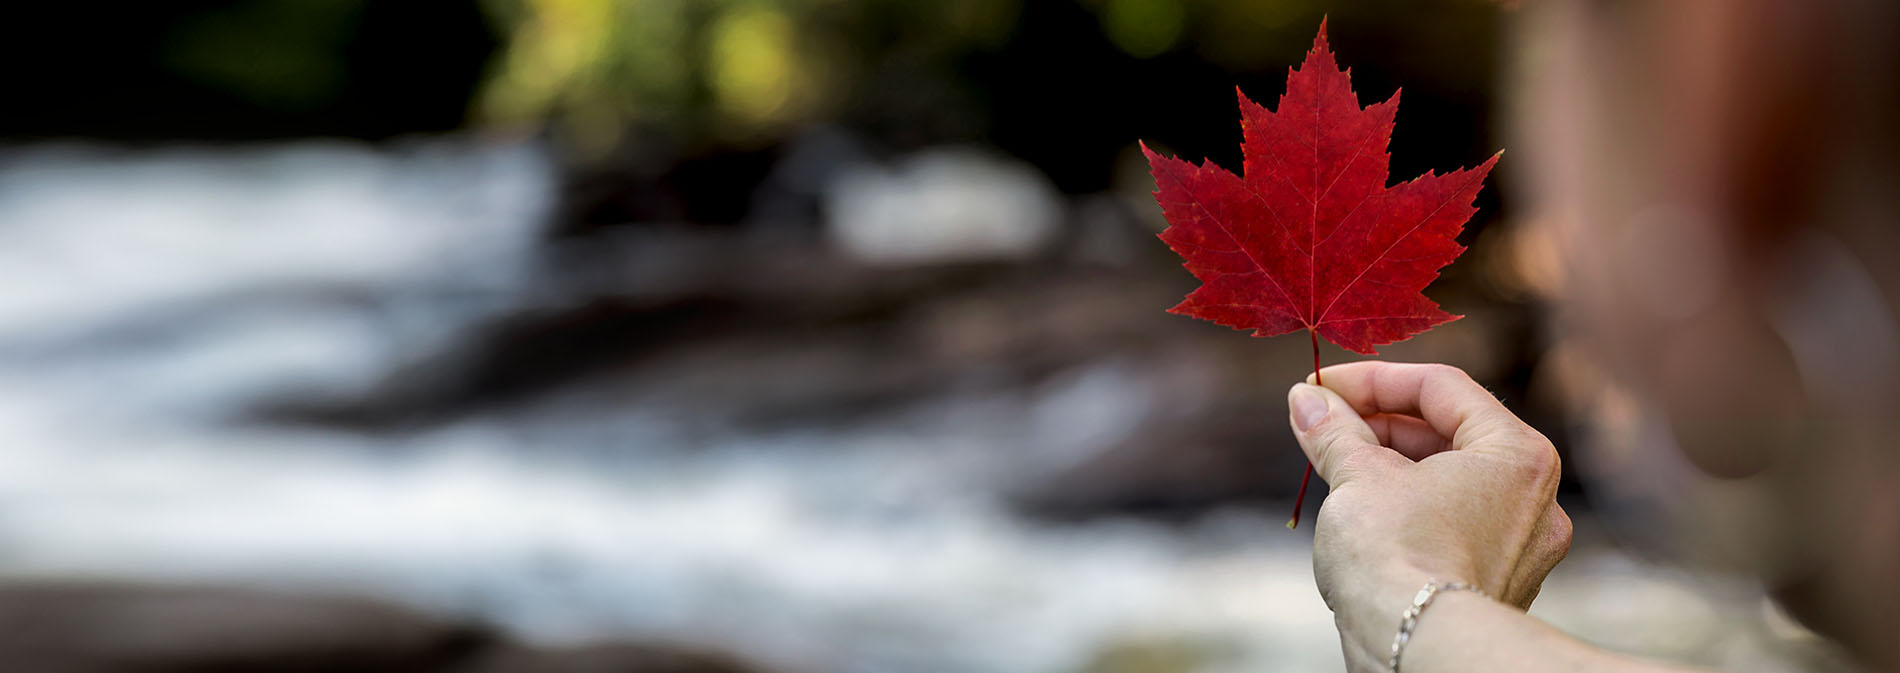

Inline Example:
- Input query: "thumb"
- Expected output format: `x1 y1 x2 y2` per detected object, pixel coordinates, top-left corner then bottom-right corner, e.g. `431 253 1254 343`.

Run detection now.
1288 383 1388 486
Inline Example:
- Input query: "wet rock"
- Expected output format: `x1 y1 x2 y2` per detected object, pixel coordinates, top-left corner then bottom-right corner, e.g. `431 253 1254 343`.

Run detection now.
458 643 755 673
0 582 488 673
0 582 755 673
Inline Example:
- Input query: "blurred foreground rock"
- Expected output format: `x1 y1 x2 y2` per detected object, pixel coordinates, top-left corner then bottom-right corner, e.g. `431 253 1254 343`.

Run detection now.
0 582 754 673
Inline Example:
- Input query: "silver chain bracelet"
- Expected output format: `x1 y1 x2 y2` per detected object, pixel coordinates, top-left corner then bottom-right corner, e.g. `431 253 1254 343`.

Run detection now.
1388 579 1489 673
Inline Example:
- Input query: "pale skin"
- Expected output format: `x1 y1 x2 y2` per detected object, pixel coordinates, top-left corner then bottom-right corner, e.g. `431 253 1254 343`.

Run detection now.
1289 361 1706 673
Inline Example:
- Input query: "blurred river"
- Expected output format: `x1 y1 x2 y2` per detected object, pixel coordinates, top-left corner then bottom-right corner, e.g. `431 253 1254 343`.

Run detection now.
0 138 1850 673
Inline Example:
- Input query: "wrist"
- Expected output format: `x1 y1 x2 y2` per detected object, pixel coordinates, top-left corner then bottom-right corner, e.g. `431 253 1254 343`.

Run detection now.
1332 563 1435 666
1390 581 1493 672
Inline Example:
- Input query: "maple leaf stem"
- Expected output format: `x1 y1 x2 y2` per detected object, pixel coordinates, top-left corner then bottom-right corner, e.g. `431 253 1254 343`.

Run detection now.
1288 465 1314 530
1287 330 1321 530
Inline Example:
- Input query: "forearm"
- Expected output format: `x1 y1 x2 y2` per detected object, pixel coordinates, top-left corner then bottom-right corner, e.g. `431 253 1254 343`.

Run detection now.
1334 573 1706 673
1403 594 1697 673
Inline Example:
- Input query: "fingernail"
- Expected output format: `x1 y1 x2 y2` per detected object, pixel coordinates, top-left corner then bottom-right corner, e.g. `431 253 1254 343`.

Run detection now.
1291 385 1327 432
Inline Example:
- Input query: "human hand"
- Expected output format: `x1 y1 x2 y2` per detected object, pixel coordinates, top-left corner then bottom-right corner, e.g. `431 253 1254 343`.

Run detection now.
1287 362 1572 669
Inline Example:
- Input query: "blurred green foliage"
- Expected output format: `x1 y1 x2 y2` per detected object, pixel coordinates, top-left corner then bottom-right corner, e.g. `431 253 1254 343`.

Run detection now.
474 0 1363 155
476 0 1024 153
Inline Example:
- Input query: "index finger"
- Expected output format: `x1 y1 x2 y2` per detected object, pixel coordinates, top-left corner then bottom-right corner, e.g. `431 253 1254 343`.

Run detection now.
1308 361 1533 453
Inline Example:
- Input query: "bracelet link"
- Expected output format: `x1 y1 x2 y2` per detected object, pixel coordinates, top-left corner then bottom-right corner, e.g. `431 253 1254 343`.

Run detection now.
1387 580 1489 673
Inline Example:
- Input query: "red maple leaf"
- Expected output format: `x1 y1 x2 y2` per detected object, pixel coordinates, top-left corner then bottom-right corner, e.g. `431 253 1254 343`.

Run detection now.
1142 20 1498 527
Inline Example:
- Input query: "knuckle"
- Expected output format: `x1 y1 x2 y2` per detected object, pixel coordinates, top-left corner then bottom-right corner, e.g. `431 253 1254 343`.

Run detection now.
1544 507 1575 563
1513 435 1562 486
1311 421 1360 453
1421 362 1472 384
